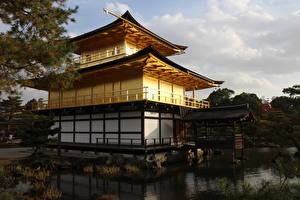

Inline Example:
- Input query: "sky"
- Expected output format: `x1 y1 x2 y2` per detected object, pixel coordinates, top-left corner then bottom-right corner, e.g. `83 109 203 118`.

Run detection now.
5 0 300 102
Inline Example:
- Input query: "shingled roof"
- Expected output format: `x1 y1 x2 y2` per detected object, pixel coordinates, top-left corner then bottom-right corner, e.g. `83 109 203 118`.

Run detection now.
70 11 187 52
183 104 255 122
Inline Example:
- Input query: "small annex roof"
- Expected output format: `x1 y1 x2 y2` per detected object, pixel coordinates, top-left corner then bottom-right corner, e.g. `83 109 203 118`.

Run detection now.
183 104 255 123
70 11 187 56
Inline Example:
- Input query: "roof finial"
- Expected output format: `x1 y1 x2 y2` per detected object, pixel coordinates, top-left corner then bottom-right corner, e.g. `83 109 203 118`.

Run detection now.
103 8 109 15
102 8 184 54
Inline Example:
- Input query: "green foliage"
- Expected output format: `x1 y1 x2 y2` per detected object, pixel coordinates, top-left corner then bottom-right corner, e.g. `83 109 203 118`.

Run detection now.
283 85 300 97
0 192 16 200
0 94 23 136
19 152 58 170
207 88 234 107
219 179 299 200
24 98 37 111
232 93 261 114
0 0 78 92
272 97 300 115
0 94 23 121
17 113 59 153
219 150 300 200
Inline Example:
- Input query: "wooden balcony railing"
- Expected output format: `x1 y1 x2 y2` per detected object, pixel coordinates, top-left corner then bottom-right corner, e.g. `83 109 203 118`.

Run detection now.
95 137 174 147
73 46 126 68
32 87 210 110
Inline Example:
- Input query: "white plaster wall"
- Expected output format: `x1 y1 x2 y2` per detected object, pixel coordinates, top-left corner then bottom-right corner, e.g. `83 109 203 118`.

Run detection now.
61 115 73 120
61 122 73 132
105 133 118 144
161 113 172 118
121 119 141 132
120 111 141 117
91 134 103 144
76 114 90 119
75 121 90 132
120 134 141 145
144 119 159 143
161 120 173 139
105 120 118 132
145 111 159 118
91 120 103 132
75 133 89 143
92 114 103 119
175 114 181 119
106 113 118 118
61 133 73 142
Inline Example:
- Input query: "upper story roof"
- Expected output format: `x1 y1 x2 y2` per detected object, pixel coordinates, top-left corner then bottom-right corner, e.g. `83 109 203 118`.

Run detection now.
77 46 223 90
70 11 187 56
25 46 223 91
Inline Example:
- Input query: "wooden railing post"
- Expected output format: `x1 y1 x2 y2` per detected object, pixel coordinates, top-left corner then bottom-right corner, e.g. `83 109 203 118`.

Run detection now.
144 87 148 99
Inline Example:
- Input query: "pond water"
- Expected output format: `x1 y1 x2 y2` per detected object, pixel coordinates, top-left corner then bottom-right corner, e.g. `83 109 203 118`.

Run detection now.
51 147 299 200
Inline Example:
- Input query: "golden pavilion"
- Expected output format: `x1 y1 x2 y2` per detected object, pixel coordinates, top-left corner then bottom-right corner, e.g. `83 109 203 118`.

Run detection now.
31 11 223 153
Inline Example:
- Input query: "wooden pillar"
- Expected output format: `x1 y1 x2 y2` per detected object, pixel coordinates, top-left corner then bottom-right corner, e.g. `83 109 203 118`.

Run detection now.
118 111 121 145
193 122 197 141
232 122 236 160
58 113 62 156
158 79 160 101
172 112 176 144
89 112 92 144
240 122 244 159
205 122 209 157
159 109 162 144
74 88 77 106
73 111 76 143
192 89 195 107
103 113 106 144
141 110 145 146
171 81 174 104
91 87 94 104
59 90 62 108
193 122 198 161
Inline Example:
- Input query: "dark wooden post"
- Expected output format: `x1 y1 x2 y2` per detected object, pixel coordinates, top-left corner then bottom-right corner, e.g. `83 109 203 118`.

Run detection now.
205 121 209 157
240 122 244 159
232 122 236 161
58 113 62 157
141 110 145 146
193 122 198 161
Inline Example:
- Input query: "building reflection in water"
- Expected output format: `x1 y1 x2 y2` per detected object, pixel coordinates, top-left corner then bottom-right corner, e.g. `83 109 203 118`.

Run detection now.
51 165 245 200
51 149 281 200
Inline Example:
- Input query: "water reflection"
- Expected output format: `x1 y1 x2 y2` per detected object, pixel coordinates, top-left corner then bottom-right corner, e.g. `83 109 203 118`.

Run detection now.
51 148 295 200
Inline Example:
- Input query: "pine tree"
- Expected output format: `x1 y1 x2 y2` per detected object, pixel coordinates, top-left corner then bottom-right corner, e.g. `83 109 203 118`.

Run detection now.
17 113 59 154
0 1 78 93
0 94 23 136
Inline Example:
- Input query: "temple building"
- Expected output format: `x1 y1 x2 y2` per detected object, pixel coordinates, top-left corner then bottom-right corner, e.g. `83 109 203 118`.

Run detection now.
30 11 223 154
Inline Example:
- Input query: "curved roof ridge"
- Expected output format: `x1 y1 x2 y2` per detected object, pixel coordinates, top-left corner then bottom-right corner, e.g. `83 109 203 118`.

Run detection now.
70 11 187 51
145 45 223 85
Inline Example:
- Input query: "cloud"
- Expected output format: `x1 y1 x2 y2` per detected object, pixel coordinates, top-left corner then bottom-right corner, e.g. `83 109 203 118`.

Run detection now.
292 10 300 16
148 0 300 97
223 0 250 12
68 32 78 38
105 2 130 14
